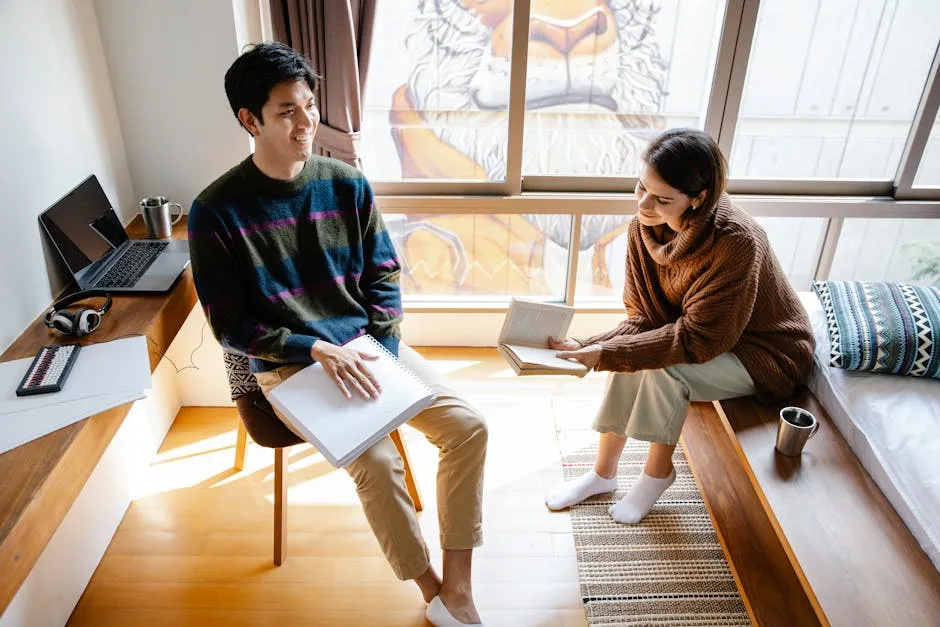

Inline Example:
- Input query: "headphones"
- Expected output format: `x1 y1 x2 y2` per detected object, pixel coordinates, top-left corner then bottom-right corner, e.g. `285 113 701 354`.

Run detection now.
44 292 113 337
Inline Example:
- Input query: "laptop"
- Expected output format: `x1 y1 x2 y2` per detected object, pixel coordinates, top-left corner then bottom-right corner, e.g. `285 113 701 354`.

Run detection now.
39 174 190 293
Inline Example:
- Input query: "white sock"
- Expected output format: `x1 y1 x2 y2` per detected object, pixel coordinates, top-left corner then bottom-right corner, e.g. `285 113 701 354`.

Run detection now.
545 471 618 511
608 468 676 524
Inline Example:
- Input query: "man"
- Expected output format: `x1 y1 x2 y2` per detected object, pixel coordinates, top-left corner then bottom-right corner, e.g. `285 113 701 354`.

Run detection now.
188 42 487 626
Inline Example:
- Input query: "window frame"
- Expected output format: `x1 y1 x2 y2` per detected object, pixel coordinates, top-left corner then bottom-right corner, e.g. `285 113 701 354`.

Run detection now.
367 0 940 311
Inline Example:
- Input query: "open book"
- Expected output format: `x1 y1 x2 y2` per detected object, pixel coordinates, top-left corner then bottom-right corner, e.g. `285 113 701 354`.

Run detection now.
266 334 436 467
497 298 589 377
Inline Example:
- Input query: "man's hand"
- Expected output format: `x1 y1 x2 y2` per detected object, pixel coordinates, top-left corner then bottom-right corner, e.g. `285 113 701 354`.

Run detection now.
554 341 603 371
311 340 382 400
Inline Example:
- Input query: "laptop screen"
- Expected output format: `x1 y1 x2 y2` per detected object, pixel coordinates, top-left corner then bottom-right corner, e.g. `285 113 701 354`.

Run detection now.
39 175 129 278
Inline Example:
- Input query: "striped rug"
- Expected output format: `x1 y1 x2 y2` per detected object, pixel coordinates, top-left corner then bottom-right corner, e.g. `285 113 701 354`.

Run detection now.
556 429 751 626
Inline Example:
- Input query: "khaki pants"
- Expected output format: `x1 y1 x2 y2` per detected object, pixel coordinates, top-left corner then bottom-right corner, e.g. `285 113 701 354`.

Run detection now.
593 352 756 445
255 344 487 580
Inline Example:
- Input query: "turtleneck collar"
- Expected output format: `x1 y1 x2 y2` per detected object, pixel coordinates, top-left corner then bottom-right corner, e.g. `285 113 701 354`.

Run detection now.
240 155 317 196
639 193 728 266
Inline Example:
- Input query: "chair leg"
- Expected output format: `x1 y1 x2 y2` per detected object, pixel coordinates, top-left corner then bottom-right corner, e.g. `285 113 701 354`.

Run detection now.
234 418 248 471
274 447 287 566
390 428 423 512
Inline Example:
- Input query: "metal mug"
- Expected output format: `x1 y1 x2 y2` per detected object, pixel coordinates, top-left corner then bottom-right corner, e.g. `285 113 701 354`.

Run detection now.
140 196 183 239
775 406 819 456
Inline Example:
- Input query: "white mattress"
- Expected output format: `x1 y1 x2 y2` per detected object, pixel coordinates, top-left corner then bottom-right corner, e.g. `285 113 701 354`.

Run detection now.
799 292 940 572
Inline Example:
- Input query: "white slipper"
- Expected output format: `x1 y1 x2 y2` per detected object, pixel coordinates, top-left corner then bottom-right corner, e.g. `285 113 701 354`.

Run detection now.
425 595 483 627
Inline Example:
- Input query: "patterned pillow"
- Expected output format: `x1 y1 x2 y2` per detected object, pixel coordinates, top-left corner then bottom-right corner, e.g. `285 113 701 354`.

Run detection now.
222 350 261 401
812 280 940 379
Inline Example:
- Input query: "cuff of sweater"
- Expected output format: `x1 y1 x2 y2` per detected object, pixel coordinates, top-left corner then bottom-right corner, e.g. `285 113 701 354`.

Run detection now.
284 334 318 363
596 340 631 372
375 334 400 358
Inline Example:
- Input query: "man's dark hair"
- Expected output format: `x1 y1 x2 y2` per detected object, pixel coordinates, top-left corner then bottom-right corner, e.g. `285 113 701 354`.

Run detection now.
224 42 320 133
643 128 727 214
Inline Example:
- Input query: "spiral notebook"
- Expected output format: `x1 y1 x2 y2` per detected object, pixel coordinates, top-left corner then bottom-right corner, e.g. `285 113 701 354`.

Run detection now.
266 334 437 467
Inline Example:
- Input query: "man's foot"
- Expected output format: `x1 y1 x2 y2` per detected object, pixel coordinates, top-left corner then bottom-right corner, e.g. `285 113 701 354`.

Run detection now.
608 468 676 524
545 470 618 510
414 566 442 603
426 593 482 626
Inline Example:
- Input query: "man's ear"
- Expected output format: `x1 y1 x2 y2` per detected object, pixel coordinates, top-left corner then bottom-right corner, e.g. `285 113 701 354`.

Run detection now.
237 108 260 136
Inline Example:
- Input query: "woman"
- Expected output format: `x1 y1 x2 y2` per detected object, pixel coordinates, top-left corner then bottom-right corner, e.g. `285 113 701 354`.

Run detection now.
545 128 814 524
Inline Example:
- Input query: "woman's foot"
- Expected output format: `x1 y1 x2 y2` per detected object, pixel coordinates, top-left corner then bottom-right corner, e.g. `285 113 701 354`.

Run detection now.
426 592 482 626
608 468 676 523
545 470 618 510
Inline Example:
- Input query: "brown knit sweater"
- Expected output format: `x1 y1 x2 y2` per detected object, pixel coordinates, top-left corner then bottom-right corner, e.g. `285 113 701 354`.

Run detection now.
580 194 815 402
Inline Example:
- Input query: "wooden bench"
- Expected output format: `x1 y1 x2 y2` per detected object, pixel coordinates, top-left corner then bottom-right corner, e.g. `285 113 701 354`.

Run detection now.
681 390 940 627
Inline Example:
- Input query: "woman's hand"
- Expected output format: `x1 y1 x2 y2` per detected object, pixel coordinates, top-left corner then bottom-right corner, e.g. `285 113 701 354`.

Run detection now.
548 336 581 351
310 340 382 400
555 342 603 371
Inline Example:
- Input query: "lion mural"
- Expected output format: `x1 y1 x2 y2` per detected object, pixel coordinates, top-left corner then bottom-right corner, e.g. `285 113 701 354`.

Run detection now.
389 0 667 295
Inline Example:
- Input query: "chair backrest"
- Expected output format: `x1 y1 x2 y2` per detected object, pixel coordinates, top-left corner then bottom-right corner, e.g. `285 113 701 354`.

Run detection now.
223 351 303 449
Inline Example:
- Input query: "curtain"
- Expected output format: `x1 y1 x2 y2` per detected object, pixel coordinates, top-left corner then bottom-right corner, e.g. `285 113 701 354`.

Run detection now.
269 0 377 168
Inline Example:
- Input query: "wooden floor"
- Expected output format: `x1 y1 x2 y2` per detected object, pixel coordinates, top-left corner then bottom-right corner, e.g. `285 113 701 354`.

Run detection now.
69 347 607 627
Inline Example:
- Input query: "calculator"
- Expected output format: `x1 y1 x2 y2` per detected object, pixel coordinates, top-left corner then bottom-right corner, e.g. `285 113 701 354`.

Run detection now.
15 345 82 396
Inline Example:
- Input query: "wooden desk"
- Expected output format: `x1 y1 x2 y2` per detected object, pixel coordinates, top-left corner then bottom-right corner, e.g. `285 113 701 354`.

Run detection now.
0 217 196 615
682 392 940 627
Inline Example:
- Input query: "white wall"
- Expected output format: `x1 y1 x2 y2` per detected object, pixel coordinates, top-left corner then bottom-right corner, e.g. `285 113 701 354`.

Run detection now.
0 0 135 353
93 0 250 212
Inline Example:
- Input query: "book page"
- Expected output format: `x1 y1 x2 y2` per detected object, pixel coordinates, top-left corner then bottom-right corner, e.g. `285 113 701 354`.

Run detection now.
498 298 575 347
503 344 587 372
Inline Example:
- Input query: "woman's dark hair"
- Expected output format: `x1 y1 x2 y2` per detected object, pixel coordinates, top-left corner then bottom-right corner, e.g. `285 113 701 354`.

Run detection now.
224 42 320 133
643 129 727 213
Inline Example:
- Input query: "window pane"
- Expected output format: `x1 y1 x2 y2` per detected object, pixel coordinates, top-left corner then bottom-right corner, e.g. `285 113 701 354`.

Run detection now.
386 213 571 298
574 214 825 304
829 218 940 285
361 1 514 181
731 0 940 180
522 1 727 177
914 109 940 187
753 217 827 291
574 215 632 302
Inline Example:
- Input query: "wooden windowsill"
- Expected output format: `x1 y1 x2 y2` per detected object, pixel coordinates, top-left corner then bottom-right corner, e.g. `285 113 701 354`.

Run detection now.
0 216 196 615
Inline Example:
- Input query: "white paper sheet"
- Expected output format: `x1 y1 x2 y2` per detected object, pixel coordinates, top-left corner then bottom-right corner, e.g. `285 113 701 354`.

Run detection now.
0 391 144 455
0 336 151 414
0 336 152 454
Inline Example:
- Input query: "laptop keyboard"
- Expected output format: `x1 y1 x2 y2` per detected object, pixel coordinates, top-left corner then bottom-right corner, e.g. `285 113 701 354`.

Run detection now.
96 241 168 288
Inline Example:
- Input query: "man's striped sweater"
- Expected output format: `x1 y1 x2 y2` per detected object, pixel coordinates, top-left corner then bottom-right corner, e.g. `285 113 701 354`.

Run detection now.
188 155 402 373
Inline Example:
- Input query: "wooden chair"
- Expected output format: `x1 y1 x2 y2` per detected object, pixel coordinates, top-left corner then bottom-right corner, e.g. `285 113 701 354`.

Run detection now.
223 351 423 566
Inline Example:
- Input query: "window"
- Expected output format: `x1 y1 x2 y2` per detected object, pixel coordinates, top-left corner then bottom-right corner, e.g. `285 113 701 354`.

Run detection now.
829 218 940 284
362 0 515 181
754 217 827 290
914 108 940 187
521 0 727 177
360 1 940 314
574 214 632 302
730 0 940 180
386 212 571 299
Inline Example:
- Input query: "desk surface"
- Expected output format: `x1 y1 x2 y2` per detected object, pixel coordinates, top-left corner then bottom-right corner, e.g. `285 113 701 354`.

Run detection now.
0 217 196 615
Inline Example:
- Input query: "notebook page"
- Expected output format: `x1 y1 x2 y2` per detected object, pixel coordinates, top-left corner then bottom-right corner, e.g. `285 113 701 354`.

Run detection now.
267 335 435 466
